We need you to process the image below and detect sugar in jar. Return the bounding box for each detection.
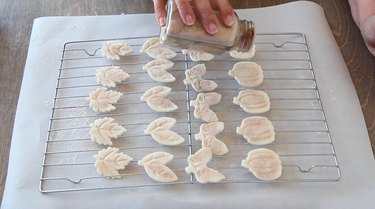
[159,0,256,55]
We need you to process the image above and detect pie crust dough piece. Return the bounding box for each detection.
[182,49,215,62]
[233,89,270,114]
[93,147,133,178]
[236,116,275,145]
[89,117,126,146]
[241,148,282,181]
[185,148,226,183]
[190,92,221,122]
[138,152,173,166]
[191,79,218,92]
[140,37,161,53]
[87,87,123,112]
[185,147,212,174]
[195,165,225,183]
[144,117,176,134]
[96,66,130,87]
[183,63,206,85]
[143,58,174,71]
[229,45,256,59]
[195,122,228,155]
[138,152,178,182]
[140,86,178,112]
[101,41,133,60]
[228,61,263,87]
[146,47,177,60]
[183,63,217,92]
[146,68,176,83]
[144,117,184,146]
[140,86,171,102]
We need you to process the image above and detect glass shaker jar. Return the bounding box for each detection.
[159,0,256,55]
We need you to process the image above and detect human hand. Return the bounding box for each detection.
[349,0,375,56]
[152,0,235,35]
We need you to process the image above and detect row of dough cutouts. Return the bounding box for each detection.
[88,38,281,183]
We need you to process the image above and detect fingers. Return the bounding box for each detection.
[175,0,196,25]
[192,0,219,34]
[212,0,235,26]
[153,0,167,26]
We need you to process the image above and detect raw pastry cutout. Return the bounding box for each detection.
[143,59,175,83]
[185,148,225,183]
[236,116,275,145]
[93,147,133,178]
[87,87,123,112]
[229,45,256,59]
[140,37,161,53]
[183,64,218,92]
[96,66,129,87]
[140,37,177,59]
[144,117,185,146]
[228,61,263,87]
[190,92,221,122]
[140,86,178,112]
[146,47,177,60]
[241,148,282,181]
[89,117,126,146]
[182,49,215,62]
[138,152,178,182]
[195,122,228,155]
[233,89,270,114]
[101,40,132,60]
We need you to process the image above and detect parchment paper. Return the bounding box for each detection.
[2,2,375,209]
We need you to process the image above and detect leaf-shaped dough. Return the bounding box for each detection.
[228,61,263,87]
[185,147,212,174]
[93,147,133,178]
[229,45,256,59]
[182,49,215,62]
[146,96,178,112]
[201,136,228,156]
[183,64,206,85]
[195,165,225,183]
[102,41,132,60]
[143,164,178,182]
[144,117,176,134]
[87,87,123,112]
[151,130,185,146]
[233,89,270,114]
[192,78,218,92]
[241,148,282,181]
[143,58,174,71]
[140,86,171,102]
[146,47,177,59]
[89,117,126,145]
[146,68,176,83]
[138,152,174,166]
[140,37,161,53]
[96,66,129,87]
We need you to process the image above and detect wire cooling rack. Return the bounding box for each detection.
[40,33,341,193]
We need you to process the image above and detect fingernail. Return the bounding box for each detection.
[185,15,195,25]
[158,17,166,26]
[225,14,234,26]
[208,23,219,34]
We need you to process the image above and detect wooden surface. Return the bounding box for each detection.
[0,0,374,204]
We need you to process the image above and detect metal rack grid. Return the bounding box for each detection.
[40,33,341,193]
